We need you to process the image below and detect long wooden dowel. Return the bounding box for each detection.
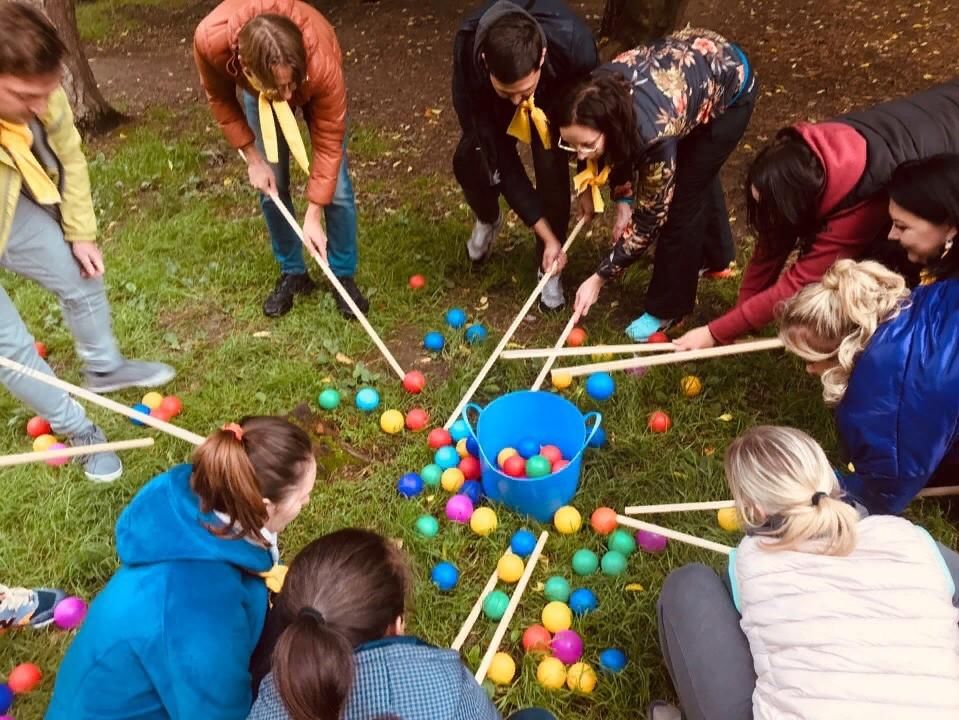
[503,342,675,360]
[445,218,586,428]
[451,556,505,652]
[616,515,732,555]
[0,438,155,467]
[556,338,785,378]
[0,356,205,446]
[474,531,548,683]
[916,486,959,498]
[531,315,578,391]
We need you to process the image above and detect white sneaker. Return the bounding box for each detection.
[538,271,566,311]
[466,215,502,262]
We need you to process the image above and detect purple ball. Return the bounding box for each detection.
[445,494,474,523]
[551,629,584,664]
[54,595,87,629]
[636,529,668,553]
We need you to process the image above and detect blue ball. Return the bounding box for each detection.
[431,562,459,591]
[396,472,423,498]
[445,307,467,329]
[354,387,380,412]
[599,648,628,673]
[587,425,607,449]
[449,419,470,443]
[0,684,12,714]
[585,372,616,401]
[465,436,480,457]
[435,445,460,469]
[569,587,599,616]
[423,331,445,352]
[460,480,483,504]
[130,402,151,426]
[510,529,537,557]
[517,438,540,459]
[465,324,488,344]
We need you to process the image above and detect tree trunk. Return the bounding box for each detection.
[27,0,123,133]
[600,0,692,56]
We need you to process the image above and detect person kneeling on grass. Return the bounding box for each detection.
[649,425,959,720]
[47,417,316,720]
[0,583,64,630]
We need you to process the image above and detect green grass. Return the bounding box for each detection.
[76,0,188,44]
[2,103,957,720]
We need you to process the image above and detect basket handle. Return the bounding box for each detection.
[583,411,603,448]
[460,402,496,468]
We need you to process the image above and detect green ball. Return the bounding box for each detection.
[601,549,628,576]
[544,575,571,602]
[483,590,510,620]
[317,388,341,410]
[572,548,599,576]
[421,464,443,487]
[414,514,439,538]
[525,454,552,478]
[608,529,637,556]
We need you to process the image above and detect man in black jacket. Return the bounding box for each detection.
[452,0,597,309]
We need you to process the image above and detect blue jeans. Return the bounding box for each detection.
[242,92,358,277]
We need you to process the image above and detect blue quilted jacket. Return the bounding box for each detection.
[837,279,959,514]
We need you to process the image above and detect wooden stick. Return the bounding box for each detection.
[531,314,578,391]
[556,338,785,378]
[615,515,732,555]
[916,485,959,498]
[451,556,505,652]
[0,438,155,467]
[0,356,205,446]
[445,218,586,428]
[502,342,675,360]
[474,531,548,683]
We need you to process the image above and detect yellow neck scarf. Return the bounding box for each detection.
[507,95,551,149]
[245,71,309,174]
[573,159,610,213]
[0,120,61,205]
[260,563,288,593]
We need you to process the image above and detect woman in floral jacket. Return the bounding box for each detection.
[557,29,756,340]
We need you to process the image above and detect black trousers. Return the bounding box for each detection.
[645,85,757,319]
[453,132,571,262]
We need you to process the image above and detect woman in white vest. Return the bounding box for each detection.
[648,425,959,720]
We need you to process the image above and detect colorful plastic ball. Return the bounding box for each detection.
[568,588,599,616]
[497,553,525,583]
[636,529,669,553]
[129,403,151,426]
[553,506,582,534]
[445,307,467,329]
[465,324,488,344]
[517,438,540,459]
[460,480,483,504]
[427,427,453,449]
[470,507,498,536]
[551,629,584,664]
[648,331,670,344]
[510,529,537,557]
[354,387,381,413]
[522,624,553,653]
[435,446,460,470]
[497,447,518,467]
[567,661,598,693]
[717,507,742,532]
[455,438,469,458]
[585,372,615,401]
[32,434,57,452]
[396,472,423,498]
[487,652,516,686]
[405,408,429,431]
[408,274,426,290]
[551,371,573,390]
[539,444,562,464]
[26,416,52,438]
[150,407,173,422]
[482,589,510,620]
[599,648,628,673]
[421,463,442,487]
[551,459,569,473]
[459,456,481,481]
[465,436,480,457]
[680,374,703,398]
[572,548,599,576]
[414,514,439,538]
[537,657,567,690]
[402,370,427,394]
[44,442,69,466]
[0,686,11,714]
[141,391,164,410]
[445,494,474,523]
[7,663,42,694]
[54,596,87,629]
[601,550,628,576]
[587,425,607,448]
[33,340,48,358]
[566,327,587,347]
[525,454,552,478]
[423,331,445,352]
[380,409,405,434]
[544,576,571,603]
[441,467,466,493]
[502,454,526,478]
[590,507,618,535]
[159,395,182,417]
[647,410,671,433]
[317,388,341,410]
[608,529,637,556]
[431,562,459,591]
[541,601,572,633]
[450,419,470,443]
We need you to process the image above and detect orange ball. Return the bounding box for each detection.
[522,624,553,653]
[647,410,671,433]
[33,340,48,359]
[159,396,182,417]
[405,408,430,431]
[566,327,587,347]
[590,507,618,535]
[7,662,42,693]
[408,274,426,290]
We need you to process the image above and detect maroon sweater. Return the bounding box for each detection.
[708,122,889,344]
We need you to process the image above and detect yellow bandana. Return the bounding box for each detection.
[573,159,611,213]
[507,95,551,149]
[0,120,61,205]
[245,71,309,174]
[260,563,289,593]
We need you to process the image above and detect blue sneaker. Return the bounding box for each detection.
[625,313,670,342]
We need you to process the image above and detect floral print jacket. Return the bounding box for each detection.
[597,28,751,279]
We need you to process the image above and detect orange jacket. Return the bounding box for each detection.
[193,0,346,205]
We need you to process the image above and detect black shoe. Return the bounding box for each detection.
[334,277,370,319]
[263,273,316,318]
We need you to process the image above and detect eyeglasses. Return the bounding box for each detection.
[558,135,603,155]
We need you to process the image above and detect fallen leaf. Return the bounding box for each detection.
[624,583,645,592]
[703,447,716,456]
[335,352,354,365]
[717,413,734,422]
[252,331,271,338]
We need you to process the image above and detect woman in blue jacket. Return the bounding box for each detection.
[47,416,316,719]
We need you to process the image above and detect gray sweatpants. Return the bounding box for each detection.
[0,196,123,435]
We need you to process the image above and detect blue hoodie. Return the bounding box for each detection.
[47,464,274,720]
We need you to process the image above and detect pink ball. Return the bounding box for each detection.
[445,494,474,524]
[551,629,584,664]
[44,443,69,467]
[551,459,569,473]
[636,529,668,553]
[540,444,563,465]
[53,596,87,629]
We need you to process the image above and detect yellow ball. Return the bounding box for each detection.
[456,438,470,458]
[567,662,597,693]
[141,391,164,410]
[441,468,465,493]
[551,371,573,390]
[717,507,742,532]
[469,507,498,537]
[553,505,582,535]
[32,433,57,452]
[497,447,518,467]
[497,553,525,583]
[680,375,702,398]
[487,652,516,685]
[379,409,404,434]
[536,657,567,690]
[591,346,614,361]
[541,601,572,633]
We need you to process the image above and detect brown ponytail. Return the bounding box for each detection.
[237,14,307,92]
[191,416,312,543]
[272,529,411,719]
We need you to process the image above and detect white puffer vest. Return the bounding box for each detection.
[730,515,959,720]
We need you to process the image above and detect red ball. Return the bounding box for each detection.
[402,370,426,394]
[427,428,452,450]
[566,327,587,347]
[502,454,527,478]
[150,407,173,423]
[459,455,481,481]
[540,444,563,464]
[551,459,569,473]
[590,506,618,535]
[648,410,672,433]
[33,341,48,359]
[408,274,426,290]
[159,396,182,418]
[405,408,429,432]
[522,624,552,653]
[7,662,42,693]
[26,416,52,438]
[647,331,670,344]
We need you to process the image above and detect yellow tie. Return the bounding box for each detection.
[573,159,611,213]
[245,72,310,174]
[260,563,288,593]
[0,120,61,205]
[507,95,551,149]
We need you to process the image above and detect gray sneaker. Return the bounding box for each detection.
[466,215,502,262]
[68,425,123,482]
[84,359,176,394]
